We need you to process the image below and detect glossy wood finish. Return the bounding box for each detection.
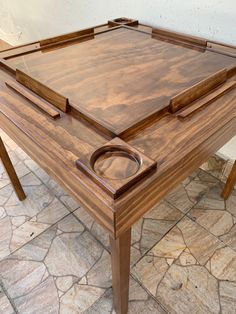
[5,27,235,137]
[177,80,236,120]
[16,69,70,112]
[110,228,131,314]
[0,18,236,314]
[169,68,228,113]
[5,81,61,119]
[76,137,157,198]
[152,26,207,47]
[39,27,94,47]
[222,161,236,199]
[0,137,26,201]
[108,17,138,27]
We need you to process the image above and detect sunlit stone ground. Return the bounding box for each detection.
[0,129,235,314]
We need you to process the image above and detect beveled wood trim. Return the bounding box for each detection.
[70,106,116,139]
[177,81,236,120]
[152,27,207,47]
[16,69,70,112]
[40,27,94,46]
[207,41,236,58]
[5,81,61,119]
[0,43,41,59]
[169,68,228,113]
[2,26,122,60]
[0,59,16,75]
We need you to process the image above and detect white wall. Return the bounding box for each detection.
[1,0,236,46]
[0,0,235,158]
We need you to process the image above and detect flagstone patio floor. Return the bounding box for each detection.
[0,129,235,314]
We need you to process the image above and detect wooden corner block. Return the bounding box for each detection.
[108,18,138,27]
[75,137,156,199]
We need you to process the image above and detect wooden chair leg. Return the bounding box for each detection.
[110,228,131,314]
[222,160,236,200]
[0,137,26,201]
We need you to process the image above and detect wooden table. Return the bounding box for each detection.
[0,17,236,314]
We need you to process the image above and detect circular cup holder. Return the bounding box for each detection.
[90,145,142,180]
[114,18,132,24]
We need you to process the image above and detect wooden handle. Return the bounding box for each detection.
[5,81,61,119]
[177,81,236,120]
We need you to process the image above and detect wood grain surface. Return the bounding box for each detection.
[5,81,61,119]
[5,27,235,136]
[1,19,236,314]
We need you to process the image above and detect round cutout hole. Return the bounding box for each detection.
[114,18,132,24]
[91,146,141,180]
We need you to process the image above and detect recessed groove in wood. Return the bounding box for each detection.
[40,27,95,46]
[5,81,61,119]
[108,18,138,27]
[16,69,70,113]
[169,68,228,113]
[0,43,41,59]
[177,81,236,120]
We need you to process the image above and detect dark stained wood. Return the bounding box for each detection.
[222,161,236,199]
[76,137,157,198]
[0,18,236,314]
[16,69,70,112]
[6,27,235,137]
[0,59,16,75]
[152,27,207,47]
[227,65,236,79]
[0,137,26,201]
[207,41,236,58]
[0,43,41,59]
[40,27,94,46]
[5,81,61,119]
[177,81,236,120]
[169,68,228,113]
[110,228,131,314]
[108,17,138,27]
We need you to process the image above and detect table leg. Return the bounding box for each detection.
[110,228,131,314]
[0,137,26,201]
[222,160,236,200]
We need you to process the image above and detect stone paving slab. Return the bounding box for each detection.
[0,130,235,313]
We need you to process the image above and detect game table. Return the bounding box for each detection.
[0,17,236,314]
